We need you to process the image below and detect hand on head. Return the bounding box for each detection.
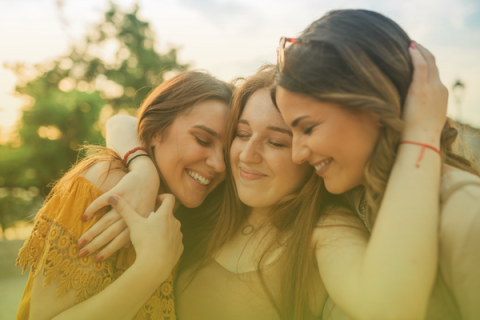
[403,42,448,145]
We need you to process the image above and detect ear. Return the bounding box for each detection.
[150,132,162,147]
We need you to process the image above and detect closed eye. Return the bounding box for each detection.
[195,136,210,146]
[269,141,285,148]
[235,132,250,139]
[304,125,317,135]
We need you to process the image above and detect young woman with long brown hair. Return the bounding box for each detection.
[15,71,233,320]
[84,9,479,320]
[275,9,480,320]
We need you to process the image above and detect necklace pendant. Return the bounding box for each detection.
[241,225,254,235]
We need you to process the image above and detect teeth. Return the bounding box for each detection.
[187,170,211,185]
[314,159,332,171]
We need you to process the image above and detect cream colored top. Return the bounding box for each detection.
[175,255,323,320]
[323,169,480,320]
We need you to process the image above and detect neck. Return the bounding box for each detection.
[247,206,272,227]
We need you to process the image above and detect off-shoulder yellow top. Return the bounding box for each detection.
[15,176,175,320]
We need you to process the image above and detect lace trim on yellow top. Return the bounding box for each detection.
[16,176,175,320]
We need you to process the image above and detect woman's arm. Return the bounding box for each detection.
[315,43,446,320]
[79,115,159,260]
[30,257,169,320]
[30,164,182,320]
[105,114,142,156]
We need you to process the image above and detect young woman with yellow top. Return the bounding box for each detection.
[15,71,233,320]
[85,10,479,320]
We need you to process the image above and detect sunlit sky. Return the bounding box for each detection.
[1,0,480,142]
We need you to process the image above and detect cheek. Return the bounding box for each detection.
[229,140,242,165]
[283,163,312,190]
[270,152,311,189]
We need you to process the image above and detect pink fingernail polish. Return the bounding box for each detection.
[82,215,88,222]
[108,195,118,206]
[77,238,87,248]
[410,42,416,49]
[94,255,104,263]
[78,249,89,258]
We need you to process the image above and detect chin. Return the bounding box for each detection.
[323,179,349,195]
[237,191,273,208]
[178,196,205,208]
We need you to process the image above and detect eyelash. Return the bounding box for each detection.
[195,136,210,147]
[269,141,285,148]
[235,133,247,137]
[303,125,317,135]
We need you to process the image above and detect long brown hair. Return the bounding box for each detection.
[178,65,341,320]
[274,9,479,224]
[48,70,234,206]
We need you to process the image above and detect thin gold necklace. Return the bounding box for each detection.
[358,195,371,233]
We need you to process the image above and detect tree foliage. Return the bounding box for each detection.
[0,3,188,235]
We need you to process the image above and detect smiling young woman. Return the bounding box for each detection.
[15,71,233,320]
[275,9,480,320]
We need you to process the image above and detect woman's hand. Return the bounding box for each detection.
[402,42,448,146]
[108,194,183,270]
[78,157,159,261]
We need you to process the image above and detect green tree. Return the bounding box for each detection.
[0,3,188,236]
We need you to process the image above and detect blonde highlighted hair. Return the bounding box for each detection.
[275,9,479,224]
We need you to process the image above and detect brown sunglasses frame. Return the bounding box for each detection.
[276,37,322,72]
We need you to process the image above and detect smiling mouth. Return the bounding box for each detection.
[239,167,267,180]
[314,158,333,171]
[186,169,211,186]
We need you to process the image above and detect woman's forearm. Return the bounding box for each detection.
[106,114,142,155]
[360,133,441,319]
[52,260,169,320]
[105,114,158,183]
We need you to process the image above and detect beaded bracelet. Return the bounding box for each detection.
[122,146,148,165]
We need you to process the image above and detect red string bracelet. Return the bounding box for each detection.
[123,146,148,165]
[400,141,441,168]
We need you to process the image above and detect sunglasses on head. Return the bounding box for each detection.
[276,37,323,72]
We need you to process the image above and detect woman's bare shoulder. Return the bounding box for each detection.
[313,210,368,246]
[441,164,480,203]
[81,162,126,193]
[440,165,480,239]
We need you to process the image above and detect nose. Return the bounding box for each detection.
[291,135,311,165]
[206,146,226,173]
[239,138,261,164]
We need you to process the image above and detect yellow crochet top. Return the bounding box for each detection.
[15,176,175,320]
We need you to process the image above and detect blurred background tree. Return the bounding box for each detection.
[0,2,188,237]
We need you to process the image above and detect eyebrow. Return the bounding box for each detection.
[238,119,292,136]
[291,116,309,127]
[267,126,292,136]
[192,125,219,138]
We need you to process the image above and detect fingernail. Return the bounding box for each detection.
[108,195,118,206]
[77,238,88,248]
[82,214,88,222]
[78,249,89,258]
[94,255,104,263]
[410,42,416,49]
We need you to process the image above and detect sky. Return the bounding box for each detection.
[1,0,479,141]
